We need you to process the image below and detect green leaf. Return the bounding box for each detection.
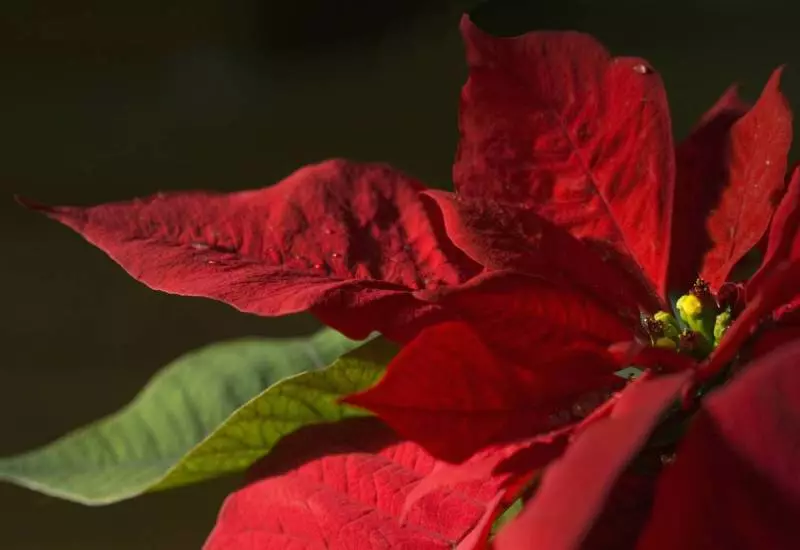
[152,335,394,492]
[491,498,524,535]
[0,329,396,505]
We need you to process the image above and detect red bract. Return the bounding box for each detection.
[345,16,800,550]
[204,418,516,550]
[343,319,624,462]
[21,12,800,550]
[454,20,675,300]
[673,71,792,292]
[636,340,800,550]
[749,165,800,295]
[499,338,800,550]
[492,371,693,550]
[20,160,482,342]
[348,15,795,457]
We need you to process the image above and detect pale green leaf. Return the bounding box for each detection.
[0,329,393,505]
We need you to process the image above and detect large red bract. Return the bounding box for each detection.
[21,13,800,550]
[204,418,511,550]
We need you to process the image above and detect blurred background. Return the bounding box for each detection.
[1,0,798,547]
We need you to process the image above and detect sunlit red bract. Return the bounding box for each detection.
[22,13,800,550]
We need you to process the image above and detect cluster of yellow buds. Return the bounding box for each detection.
[642,278,732,359]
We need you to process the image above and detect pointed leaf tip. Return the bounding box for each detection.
[16,160,481,341]
[14,195,48,211]
[698,65,793,290]
[0,330,373,504]
[454,15,673,299]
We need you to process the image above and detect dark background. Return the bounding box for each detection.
[1,0,797,548]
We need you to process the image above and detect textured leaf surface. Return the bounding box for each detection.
[345,301,630,462]
[637,340,800,550]
[493,371,693,550]
[0,330,379,504]
[204,418,506,550]
[424,272,633,367]
[21,159,479,341]
[698,69,793,290]
[425,190,659,317]
[454,15,674,298]
[667,86,749,293]
[403,431,570,521]
[156,336,396,492]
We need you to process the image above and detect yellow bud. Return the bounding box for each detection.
[676,294,703,319]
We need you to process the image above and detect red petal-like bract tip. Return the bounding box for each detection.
[22,160,480,342]
[698,67,793,291]
[344,275,633,462]
[637,340,800,550]
[667,86,750,294]
[493,370,693,550]
[455,15,675,302]
[749,164,800,295]
[204,418,505,550]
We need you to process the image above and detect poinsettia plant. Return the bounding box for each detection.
[5,12,800,550]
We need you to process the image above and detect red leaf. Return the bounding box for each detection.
[454,16,674,299]
[493,370,693,550]
[204,418,505,550]
[403,431,572,521]
[699,68,793,290]
[345,302,631,462]
[431,272,635,364]
[21,160,479,340]
[747,325,800,362]
[581,469,659,550]
[749,165,800,295]
[425,190,659,318]
[636,340,800,550]
[667,86,749,293]
[744,289,800,361]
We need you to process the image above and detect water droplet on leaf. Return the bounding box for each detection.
[632,63,651,75]
[191,242,210,251]
[331,252,341,259]
[571,402,588,418]
[206,260,218,265]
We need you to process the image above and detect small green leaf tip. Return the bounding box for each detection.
[714,310,732,346]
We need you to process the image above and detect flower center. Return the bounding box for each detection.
[642,278,732,360]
